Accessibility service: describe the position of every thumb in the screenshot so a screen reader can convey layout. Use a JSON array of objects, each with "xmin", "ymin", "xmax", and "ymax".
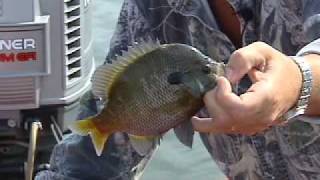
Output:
[
  {"xmin": 216, "ymin": 76, "xmax": 233, "ymax": 95},
  {"xmin": 212, "ymin": 76, "xmax": 242, "ymax": 110}
]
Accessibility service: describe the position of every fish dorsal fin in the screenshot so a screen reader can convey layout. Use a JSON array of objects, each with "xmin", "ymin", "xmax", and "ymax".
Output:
[{"xmin": 92, "ymin": 38, "xmax": 161, "ymax": 100}]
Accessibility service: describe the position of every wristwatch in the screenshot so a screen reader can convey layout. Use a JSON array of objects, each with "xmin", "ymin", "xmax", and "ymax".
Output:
[{"xmin": 284, "ymin": 56, "xmax": 313, "ymax": 121}]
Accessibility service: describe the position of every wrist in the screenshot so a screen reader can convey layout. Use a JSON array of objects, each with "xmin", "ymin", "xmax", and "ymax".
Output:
[{"xmin": 284, "ymin": 56, "xmax": 303, "ymax": 110}]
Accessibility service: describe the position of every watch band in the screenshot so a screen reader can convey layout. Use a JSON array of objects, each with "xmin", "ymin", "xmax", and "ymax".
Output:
[{"xmin": 284, "ymin": 56, "xmax": 313, "ymax": 121}]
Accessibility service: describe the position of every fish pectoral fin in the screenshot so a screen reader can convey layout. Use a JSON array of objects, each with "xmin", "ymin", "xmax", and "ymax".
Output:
[
  {"xmin": 128, "ymin": 135, "xmax": 160, "ymax": 156},
  {"xmin": 69, "ymin": 118, "xmax": 109, "ymax": 156},
  {"xmin": 174, "ymin": 120, "xmax": 194, "ymax": 148}
]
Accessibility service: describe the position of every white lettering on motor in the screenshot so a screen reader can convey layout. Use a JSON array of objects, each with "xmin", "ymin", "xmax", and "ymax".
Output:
[
  {"xmin": 24, "ymin": 39, "xmax": 35, "ymax": 49},
  {"xmin": 0, "ymin": 40, "xmax": 11, "ymax": 50},
  {"xmin": 0, "ymin": 38, "xmax": 36, "ymax": 51},
  {"xmin": 12, "ymin": 39, "xmax": 23, "ymax": 50}
]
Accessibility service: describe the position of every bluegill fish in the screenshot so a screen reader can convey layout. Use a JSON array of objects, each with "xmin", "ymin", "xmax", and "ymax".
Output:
[{"xmin": 69, "ymin": 39, "xmax": 226, "ymax": 156}]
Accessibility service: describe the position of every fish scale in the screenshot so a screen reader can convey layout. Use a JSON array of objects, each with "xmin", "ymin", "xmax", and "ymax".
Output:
[{"xmin": 69, "ymin": 40, "xmax": 225, "ymax": 156}]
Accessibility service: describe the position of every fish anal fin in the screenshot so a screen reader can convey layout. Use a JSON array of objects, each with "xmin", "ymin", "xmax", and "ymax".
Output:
[
  {"xmin": 68, "ymin": 117, "xmax": 95, "ymax": 136},
  {"xmin": 129, "ymin": 135, "xmax": 160, "ymax": 156},
  {"xmin": 69, "ymin": 118, "xmax": 109, "ymax": 156}
]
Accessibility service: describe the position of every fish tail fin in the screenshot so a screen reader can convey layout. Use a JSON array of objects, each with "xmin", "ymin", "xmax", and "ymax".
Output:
[
  {"xmin": 89, "ymin": 127, "xmax": 110, "ymax": 156},
  {"xmin": 69, "ymin": 117, "xmax": 110, "ymax": 156}
]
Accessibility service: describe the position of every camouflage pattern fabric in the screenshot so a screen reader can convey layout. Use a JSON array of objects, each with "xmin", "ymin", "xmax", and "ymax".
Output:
[{"xmin": 36, "ymin": 0, "xmax": 320, "ymax": 179}]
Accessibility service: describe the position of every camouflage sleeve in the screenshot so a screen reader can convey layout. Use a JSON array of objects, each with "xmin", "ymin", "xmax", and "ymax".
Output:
[
  {"xmin": 105, "ymin": 0, "xmax": 156, "ymax": 64},
  {"xmin": 297, "ymin": 38, "xmax": 320, "ymax": 56},
  {"xmin": 35, "ymin": 1, "xmax": 158, "ymax": 180},
  {"xmin": 301, "ymin": 0, "xmax": 320, "ymax": 43},
  {"xmin": 294, "ymin": 1, "xmax": 320, "ymax": 60},
  {"xmin": 295, "ymin": 1, "xmax": 320, "ymax": 64}
]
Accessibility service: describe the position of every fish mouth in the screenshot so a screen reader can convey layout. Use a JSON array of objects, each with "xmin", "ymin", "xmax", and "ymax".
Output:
[{"xmin": 207, "ymin": 61, "xmax": 226, "ymax": 76}]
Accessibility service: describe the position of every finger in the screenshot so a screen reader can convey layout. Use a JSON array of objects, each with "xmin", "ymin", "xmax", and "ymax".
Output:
[
  {"xmin": 191, "ymin": 116, "xmax": 233, "ymax": 133},
  {"xmin": 239, "ymin": 80, "xmax": 271, "ymax": 109},
  {"xmin": 226, "ymin": 47, "xmax": 266, "ymax": 84},
  {"xmin": 216, "ymin": 76, "xmax": 233, "ymax": 93},
  {"xmin": 247, "ymin": 69, "xmax": 265, "ymax": 83},
  {"xmin": 191, "ymin": 116, "xmax": 215, "ymax": 132},
  {"xmin": 207, "ymin": 77, "xmax": 271, "ymax": 127}
]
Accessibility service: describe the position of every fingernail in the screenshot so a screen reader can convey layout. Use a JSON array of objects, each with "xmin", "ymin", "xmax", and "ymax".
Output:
[{"xmin": 191, "ymin": 116, "xmax": 198, "ymax": 121}]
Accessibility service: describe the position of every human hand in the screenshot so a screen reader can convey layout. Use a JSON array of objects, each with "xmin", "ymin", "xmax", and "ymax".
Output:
[{"xmin": 192, "ymin": 42, "xmax": 302, "ymax": 135}]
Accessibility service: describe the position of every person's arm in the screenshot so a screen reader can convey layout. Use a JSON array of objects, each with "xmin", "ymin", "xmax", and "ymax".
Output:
[
  {"xmin": 293, "ymin": 0, "xmax": 320, "ymax": 115},
  {"xmin": 192, "ymin": 1, "xmax": 320, "ymax": 135},
  {"xmin": 290, "ymin": 40, "xmax": 320, "ymax": 124},
  {"xmin": 35, "ymin": 1, "xmax": 157, "ymax": 179}
]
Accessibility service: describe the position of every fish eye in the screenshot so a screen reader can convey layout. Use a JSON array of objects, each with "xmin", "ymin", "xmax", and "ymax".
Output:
[
  {"xmin": 167, "ymin": 72, "xmax": 183, "ymax": 85},
  {"xmin": 202, "ymin": 65, "xmax": 211, "ymax": 74}
]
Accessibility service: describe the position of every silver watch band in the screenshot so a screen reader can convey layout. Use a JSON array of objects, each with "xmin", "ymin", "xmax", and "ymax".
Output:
[{"xmin": 284, "ymin": 56, "xmax": 313, "ymax": 121}]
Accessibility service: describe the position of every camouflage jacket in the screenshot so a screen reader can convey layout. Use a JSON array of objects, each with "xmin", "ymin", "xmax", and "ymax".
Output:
[{"xmin": 36, "ymin": 0, "xmax": 320, "ymax": 180}]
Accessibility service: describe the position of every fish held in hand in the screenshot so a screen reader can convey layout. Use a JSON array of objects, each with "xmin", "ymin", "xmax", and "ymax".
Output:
[{"xmin": 69, "ymin": 39, "xmax": 225, "ymax": 156}]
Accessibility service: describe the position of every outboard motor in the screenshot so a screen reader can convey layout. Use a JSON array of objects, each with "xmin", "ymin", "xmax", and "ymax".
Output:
[{"xmin": 0, "ymin": 0, "xmax": 95, "ymax": 179}]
